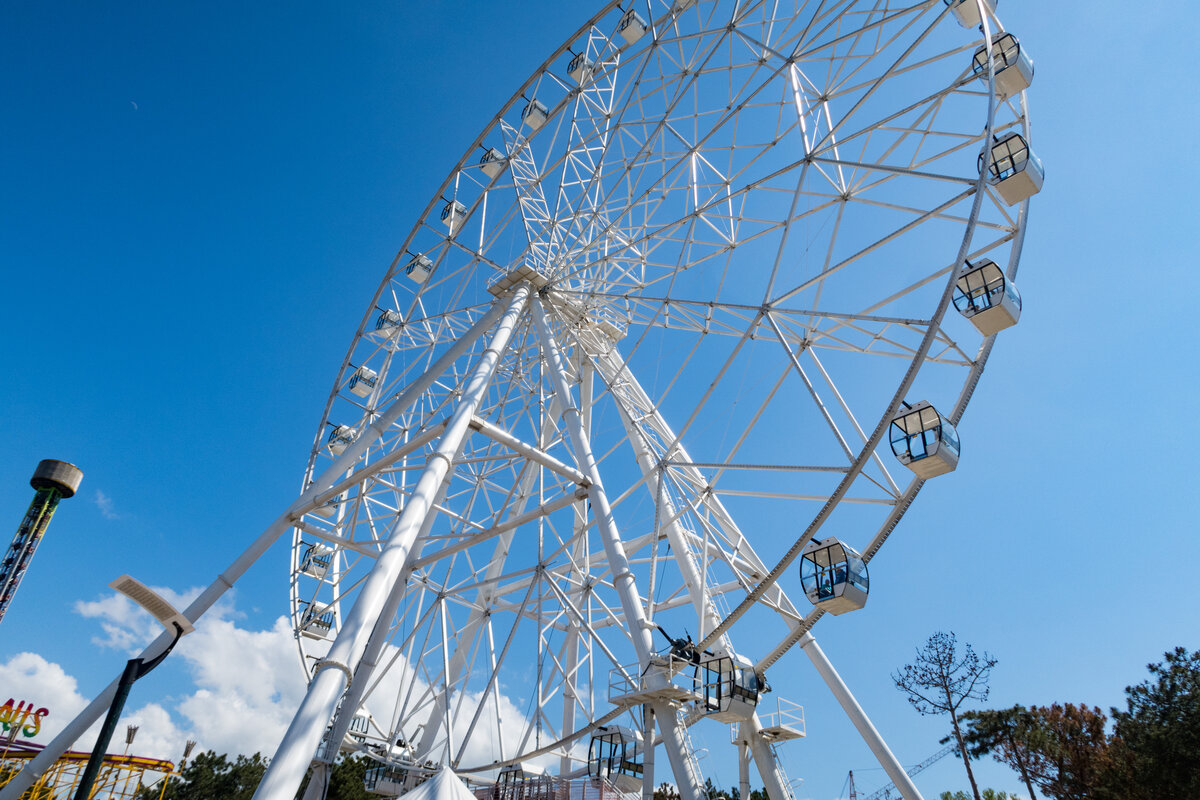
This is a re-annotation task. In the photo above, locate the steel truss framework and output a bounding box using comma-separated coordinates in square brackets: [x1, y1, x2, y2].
[0, 3, 1034, 800]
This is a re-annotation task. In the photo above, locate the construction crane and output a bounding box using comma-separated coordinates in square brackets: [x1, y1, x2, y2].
[847, 744, 958, 800]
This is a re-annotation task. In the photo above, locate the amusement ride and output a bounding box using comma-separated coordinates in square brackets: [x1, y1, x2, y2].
[0, 1, 1040, 799]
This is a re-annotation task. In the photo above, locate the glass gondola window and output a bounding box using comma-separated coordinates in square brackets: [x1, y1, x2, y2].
[440, 201, 467, 232]
[618, 9, 648, 44]
[375, 309, 403, 331]
[954, 259, 1022, 335]
[954, 260, 1018, 313]
[800, 538, 869, 614]
[971, 33, 1033, 98]
[983, 134, 1030, 182]
[300, 603, 335, 639]
[588, 726, 643, 790]
[300, 543, 332, 578]
[348, 365, 378, 398]
[972, 34, 1021, 75]
[700, 652, 762, 720]
[890, 402, 960, 478]
[480, 147, 507, 180]
[980, 132, 1044, 206]
[406, 254, 433, 284]
[496, 764, 550, 800]
[327, 425, 357, 456]
[521, 99, 549, 131]
[567, 52, 594, 85]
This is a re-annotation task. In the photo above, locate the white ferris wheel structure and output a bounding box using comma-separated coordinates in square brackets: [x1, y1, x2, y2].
[0, 2, 1041, 800]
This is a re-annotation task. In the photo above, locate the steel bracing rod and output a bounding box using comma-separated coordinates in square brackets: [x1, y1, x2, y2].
[755, 0, 1017, 672]
[252, 284, 531, 800]
[409, 395, 569, 760]
[0, 300, 515, 800]
[408, 488, 587, 571]
[800, 633, 923, 800]
[560, 351, 591, 775]
[467, 416, 590, 486]
[531, 298, 706, 800]
[595, 339, 796, 800]
[588, 346, 804, 624]
[694, 17, 1003, 655]
[623, 404, 798, 800]
[307, 470, 455, 789]
[609, 365, 723, 638]
[451, 580, 537, 768]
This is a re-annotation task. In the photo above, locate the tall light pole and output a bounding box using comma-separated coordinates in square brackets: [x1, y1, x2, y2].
[123, 725, 138, 755]
[72, 577, 193, 800]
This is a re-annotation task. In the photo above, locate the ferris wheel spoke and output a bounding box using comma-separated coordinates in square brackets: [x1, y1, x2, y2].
[276, 1, 1038, 794]
[770, 183, 974, 307]
[448, 578, 536, 767]
[590, 345, 812, 628]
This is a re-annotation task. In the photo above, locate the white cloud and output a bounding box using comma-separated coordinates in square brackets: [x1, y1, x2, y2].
[93, 490, 120, 520]
[0, 652, 91, 742]
[68, 586, 301, 759]
[8, 586, 561, 782]
[173, 613, 309, 756]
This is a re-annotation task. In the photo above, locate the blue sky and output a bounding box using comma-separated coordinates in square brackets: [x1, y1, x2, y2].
[2, 2, 1198, 799]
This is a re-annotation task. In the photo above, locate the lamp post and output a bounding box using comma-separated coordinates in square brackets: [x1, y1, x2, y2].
[72, 576, 193, 800]
[123, 725, 138, 755]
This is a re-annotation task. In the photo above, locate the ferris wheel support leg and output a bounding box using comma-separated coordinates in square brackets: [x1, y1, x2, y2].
[642, 704, 655, 800]
[799, 634, 923, 800]
[0, 298, 516, 800]
[532, 300, 706, 800]
[416, 397, 569, 763]
[253, 284, 532, 800]
[0, 312, 513, 800]
[737, 736, 751, 800]
[742, 715, 795, 800]
[561, 352, 593, 776]
[319, 474, 452, 770]
[589, 347, 804, 630]
[300, 764, 328, 800]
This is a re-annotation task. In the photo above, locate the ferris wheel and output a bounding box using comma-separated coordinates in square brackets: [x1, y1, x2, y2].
[276, 1, 1040, 798]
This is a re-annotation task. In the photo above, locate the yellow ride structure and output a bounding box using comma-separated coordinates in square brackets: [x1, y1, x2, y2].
[0, 739, 174, 799]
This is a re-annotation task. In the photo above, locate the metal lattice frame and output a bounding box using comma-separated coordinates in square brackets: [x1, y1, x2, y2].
[282, 1, 1031, 795]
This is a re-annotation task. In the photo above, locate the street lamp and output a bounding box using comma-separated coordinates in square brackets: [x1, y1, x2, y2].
[72, 576, 193, 800]
[124, 725, 138, 755]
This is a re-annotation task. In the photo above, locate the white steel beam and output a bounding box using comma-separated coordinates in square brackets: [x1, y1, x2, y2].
[532, 297, 706, 800]
[0, 298, 516, 800]
[599, 341, 795, 800]
[800, 633, 923, 800]
[252, 284, 531, 800]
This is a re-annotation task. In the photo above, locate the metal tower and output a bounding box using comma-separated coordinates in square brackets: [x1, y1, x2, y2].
[0, 460, 83, 624]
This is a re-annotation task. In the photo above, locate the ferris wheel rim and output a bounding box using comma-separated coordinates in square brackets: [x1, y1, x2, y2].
[288, 0, 1033, 777]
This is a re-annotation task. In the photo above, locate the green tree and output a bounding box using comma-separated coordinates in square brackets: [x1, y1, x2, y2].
[893, 632, 997, 800]
[938, 791, 1018, 800]
[1103, 647, 1200, 800]
[1021, 704, 1110, 800]
[141, 750, 268, 800]
[959, 705, 1042, 799]
[326, 754, 373, 800]
[653, 783, 681, 800]
[702, 776, 734, 800]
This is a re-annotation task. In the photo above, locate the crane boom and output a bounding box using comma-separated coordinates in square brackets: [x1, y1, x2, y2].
[860, 744, 958, 800]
